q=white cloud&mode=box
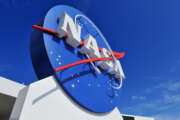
[157,81,180,92]
[145,80,180,94]
[154,113,180,120]
[169,59,180,73]
[132,96,146,100]
[121,80,180,120]
[166,82,180,91]
[163,93,180,103]
[145,88,153,93]
[122,99,170,114]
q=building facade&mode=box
[0,77,154,120]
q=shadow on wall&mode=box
[0,93,16,120]
[31,76,113,116]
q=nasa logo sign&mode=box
[30,5,125,113]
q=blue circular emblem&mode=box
[30,5,124,113]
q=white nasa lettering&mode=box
[57,12,124,80]
[116,61,125,79]
[79,34,101,58]
[109,60,125,79]
[97,49,124,80]
[57,12,82,48]
[97,48,114,70]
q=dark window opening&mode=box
[0,93,16,120]
[122,115,135,120]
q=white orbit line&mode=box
[74,14,124,90]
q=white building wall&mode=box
[10,76,124,120]
[0,77,25,98]
[0,76,154,120]
[0,77,25,120]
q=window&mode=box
[122,115,135,120]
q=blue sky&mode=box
[0,0,180,119]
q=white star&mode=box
[115,93,119,96]
[50,51,53,54]
[88,83,91,87]
[71,84,75,88]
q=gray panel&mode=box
[0,93,16,120]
